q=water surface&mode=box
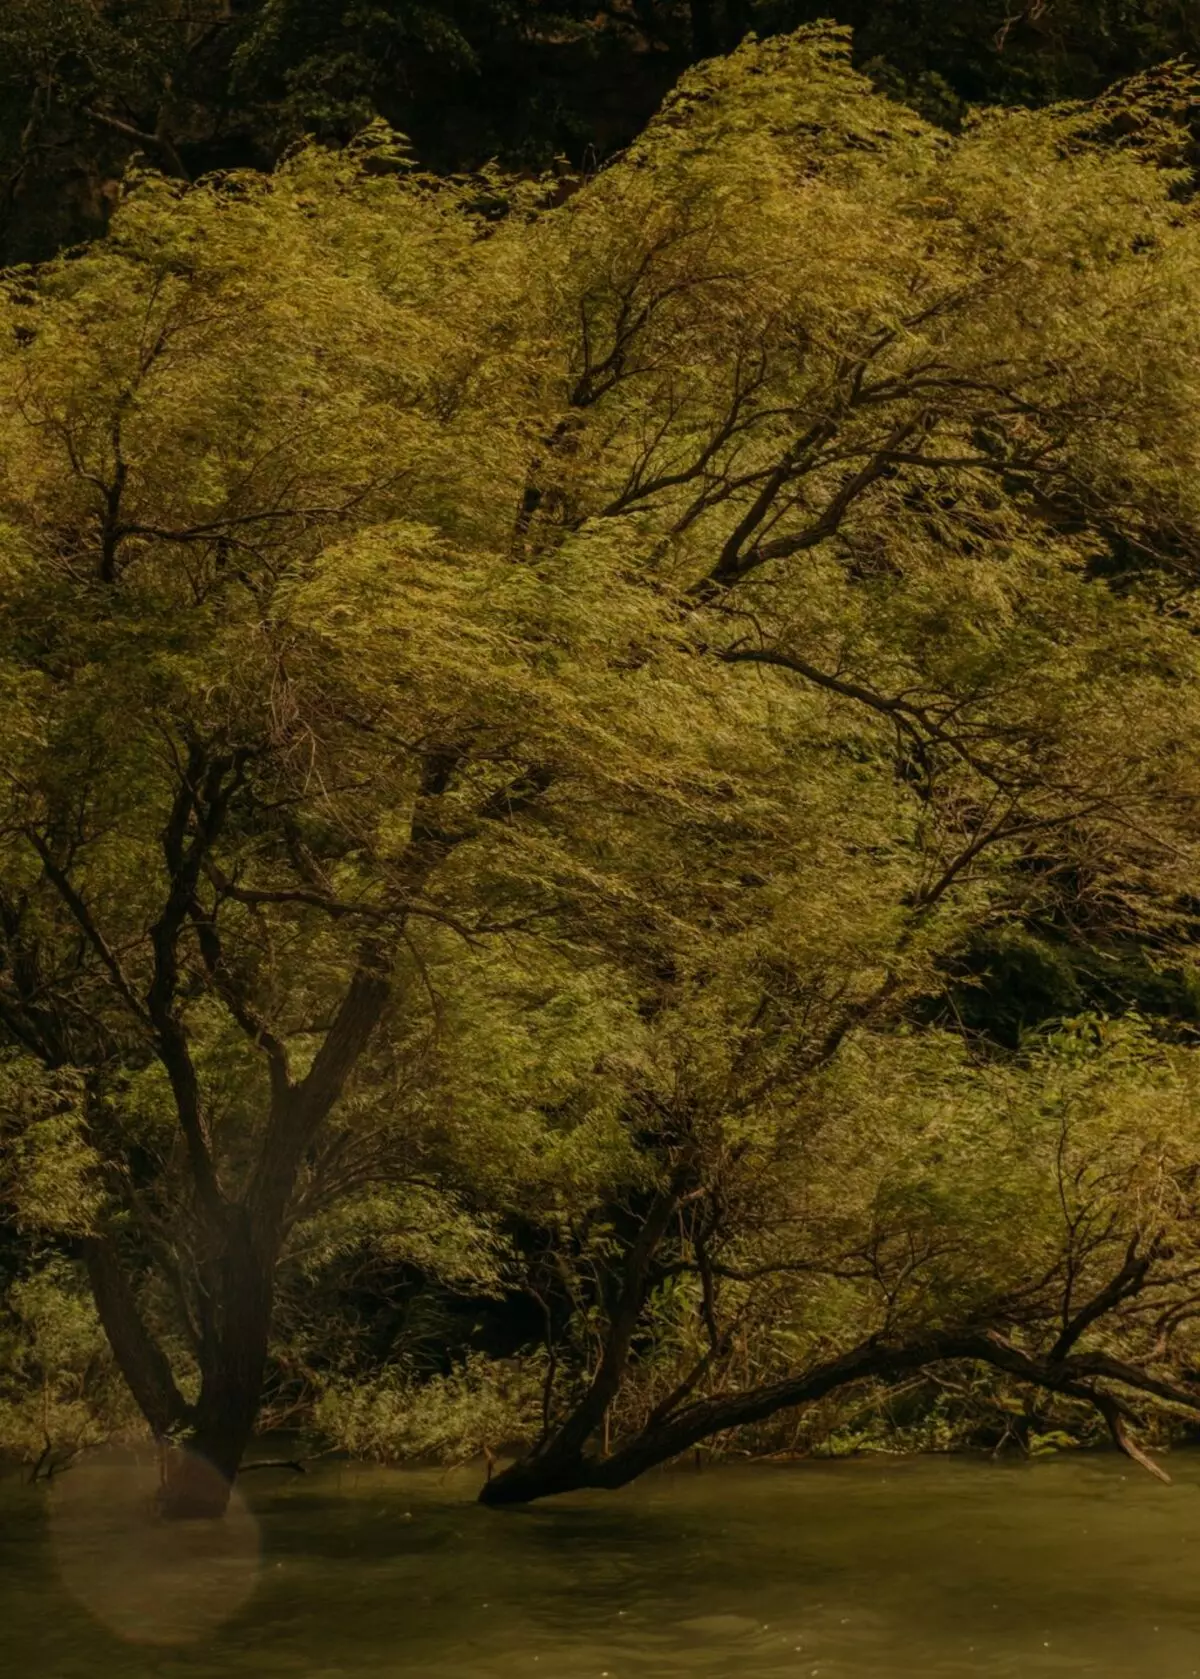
[4,1452,1200,1676]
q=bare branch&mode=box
[22,829,150,1027]
[1049,1233,1157,1363]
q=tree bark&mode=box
[479,1329,1200,1506]
[58,746,546,1518]
[84,1211,277,1519]
[158,1210,276,1517]
[482,1158,694,1506]
[81,1236,194,1439]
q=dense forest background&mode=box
[6,4,1200,1516]
[5,2,1200,263]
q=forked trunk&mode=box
[85,1215,276,1520]
[480,1166,694,1506]
[158,1219,275,1518]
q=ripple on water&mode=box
[6,1453,1200,1676]
[47,1448,260,1646]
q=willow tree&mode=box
[5,27,1200,1518]
[0,135,747,1512]
[472,29,1200,1502]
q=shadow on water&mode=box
[6,1452,1200,1677]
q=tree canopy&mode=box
[5,25,1200,1511]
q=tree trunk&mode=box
[158,1423,252,1518]
[481,1166,692,1507]
[479,1329,1197,1506]
[478,1446,593,1506]
[84,1213,277,1519]
[156,1361,267,1517]
[82,1236,194,1438]
[158,1210,275,1518]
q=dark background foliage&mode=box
[4,0,1200,264]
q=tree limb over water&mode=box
[481,1329,1194,1503]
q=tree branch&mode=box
[82,1235,194,1438]
[485,1326,1194,1502]
[145,743,252,1218]
[23,829,150,1027]
[1049,1233,1156,1363]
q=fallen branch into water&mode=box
[1089,1391,1171,1485]
[481,1326,1198,1504]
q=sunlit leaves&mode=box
[4,26,1200,1464]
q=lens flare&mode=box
[49,1448,261,1645]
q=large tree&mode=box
[0,135,734,1512]
[470,27,1200,1503]
[5,27,1200,1516]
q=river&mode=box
[3,1452,1200,1676]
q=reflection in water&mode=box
[47,1449,260,1645]
[5,1453,1200,1675]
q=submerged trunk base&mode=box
[478,1451,595,1506]
[157,1442,240,1520]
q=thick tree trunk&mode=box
[82,1236,194,1438]
[158,1422,253,1518]
[84,1215,277,1519]
[479,1446,593,1506]
[158,1210,275,1518]
[156,1372,268,1518]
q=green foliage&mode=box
[7,0,1200,264]
[314,1352,544,1464]
[938,928,1200,1046]
[6,26,1200,1484]
[0,1059,99,1236]
[757,3,1200,125]
[0,1257,138,1465]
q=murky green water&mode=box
[5,1452,1200,1676]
